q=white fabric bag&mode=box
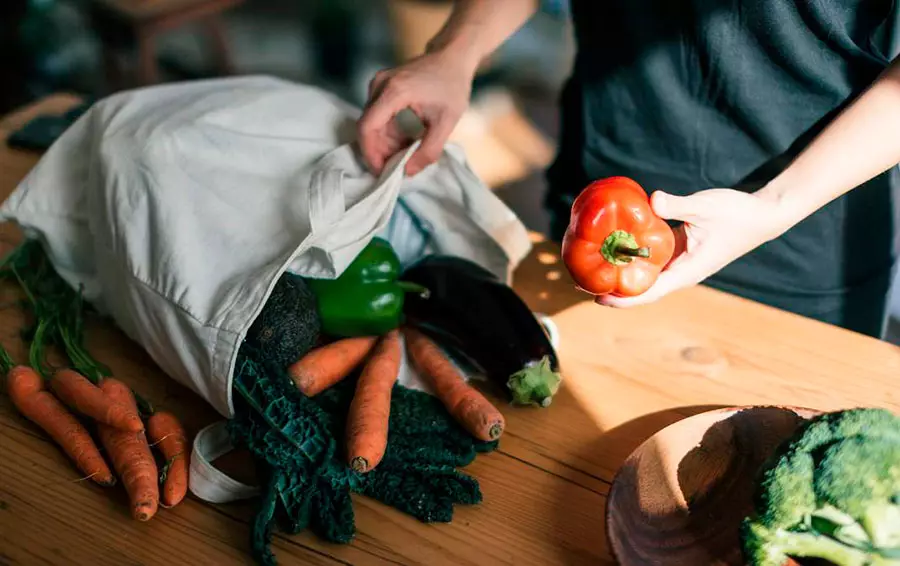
[0,74,538,412]
[0,76,550,502]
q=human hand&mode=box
[357,50,477,177]
[596,188,795,308]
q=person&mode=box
[357,0,900,339]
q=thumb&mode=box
[651,191,704,223]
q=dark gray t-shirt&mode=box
[546,0,900,337]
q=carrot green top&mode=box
[0,342,15,376]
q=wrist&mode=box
[753,178,809,239]
[425,30,486,77]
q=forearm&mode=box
[425,0,539,72]
[757,56,900,228]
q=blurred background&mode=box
[0,0,574,234]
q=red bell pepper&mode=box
[561,176,676,297]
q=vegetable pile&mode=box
[402,255,563,407]
[228,236,564,565]
[229,342,498,564]
[0,233,562,565]
[741,407,900,566]
[0,241,189,520]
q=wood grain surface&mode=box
[1,95,900,566]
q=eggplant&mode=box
[401,255,562,407]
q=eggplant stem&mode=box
[506,355,562,408]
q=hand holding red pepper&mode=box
[562,177,676,298]
[563,177,796,307]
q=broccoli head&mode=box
[741,408,900,566]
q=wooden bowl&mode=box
[606,406,822,566]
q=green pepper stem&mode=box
[614,245,650,259]
[397,281,430,298]
[601,229,651,266]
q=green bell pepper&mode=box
[305,237,428,337]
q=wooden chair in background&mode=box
[88,0,245,90]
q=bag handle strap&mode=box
[189,420,260,504]
[308,168,346,235]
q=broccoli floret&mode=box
[755,446,817,529]
[741,520,871,566]
[793,409,900,452]
[742,408,900,566]
[815,437,900,549]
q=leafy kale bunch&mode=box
[741,408,900,566]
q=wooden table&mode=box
[2,95,900,566]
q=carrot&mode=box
[50,368,144,432]
[96,378,159,521]
[403,327,506,442]
[288,336,378,396]
[147,411,189,507]
[345,330,401,473]
[5,364,116,486]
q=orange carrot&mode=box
[345,331,401,473]
[403,327,506,442]
[147,411,189,508]
[96,378,159,521]
[50,368,143,432]
[288,336,378,396]
[5,365,116,486]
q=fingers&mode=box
[651,191,705,223]
[595,241,723,308]
[367,70,388,103]
[594,270,682,308]
[358,56,470,177]
[595,225,708,308]
[405,111,456,176]
[593,188,761,309]
[357,77,413,174]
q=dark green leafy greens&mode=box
[228,344,497,566]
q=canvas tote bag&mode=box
[0,75,563,502]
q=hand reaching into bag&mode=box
[357,51,476,178]
[356,0,539,177]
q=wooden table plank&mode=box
[301,454,609,566]
[0,426,344,566]
[2,94,900,566]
